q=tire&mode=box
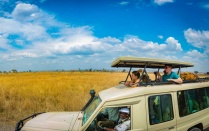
[189,127,201,131]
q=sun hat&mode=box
[119,108,129,114]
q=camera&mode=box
[154,71,158,75]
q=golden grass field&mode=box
[0,72,128,124]
[0,71,208,127]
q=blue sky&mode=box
[0,0,209,72]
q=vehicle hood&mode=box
[22,112,83,131]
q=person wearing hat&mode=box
[97,107,119,128]
[155,64,182,84]
[99,108,130,131]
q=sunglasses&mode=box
[164,66,170,69]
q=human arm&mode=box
[167,72,183,84]
[124,81,130,86]
[128,82,139,87]
[104,119,130,131]
[124,81,138,87]
[167,77,182,84]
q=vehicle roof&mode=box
[99,82,209,101]
[111,56,194,68]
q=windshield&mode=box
[82,96,102,125]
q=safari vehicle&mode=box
[16,56,209,131]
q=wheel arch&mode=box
[187,123,203,131]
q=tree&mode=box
[194,71,198,74]
[12,69,17,73]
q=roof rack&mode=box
[111,56,194,68]
[111,56,209,86]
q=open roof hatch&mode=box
[111,56,195,86]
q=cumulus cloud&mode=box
[0,18,49,41]
[12,3,41,21]
[0,2,67,48]
[11,3,57,26]
[111,36,182,55]
[153,0,174,5]
[184,28,209,54]
[0,2,200,72]
[165,37,182,51]
[186,50,207,58]
[0,35,11,50]
[3,2,183,61]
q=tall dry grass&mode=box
[0,72,126,123]
[1,71,208,124]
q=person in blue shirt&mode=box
[155,64,183,84]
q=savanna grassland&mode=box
[0,71,127,124]
[0,71,208,130]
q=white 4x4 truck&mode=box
[16,57,209,131]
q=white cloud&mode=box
[100,36,121,44]
[0,18,49,41]
[12,3,40,21]
[165,37,182,52]
[182,54,209,72]
[158,35,164,39]
[11,3,56,25]
[111,36,182,55]
[118,1,129,6]
[0,35,11,49]
[186,50,207,58]
[0,2,207,72]
[154,0,174,5]
[184,28,209,53]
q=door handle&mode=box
[168,126,174,130]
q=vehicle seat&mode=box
[178,93,187,116]
[187,94,199,113]
[161,96,172,121]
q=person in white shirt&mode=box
[100,108,130,131]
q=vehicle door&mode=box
[146,93,177,131]
[85,105,131,131]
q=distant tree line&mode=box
[2,69,208,74]
[0,69,127,73]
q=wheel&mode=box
[189,127,201,131]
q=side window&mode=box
[178,87,209,117]
[205,87,209,107]
[148,94,174,125]
[178,90,199,117]
[206,87,209,97]
[197,88,209,110]
[86,106,131,131]
[187,89,199,113]
[177,91,187,117]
